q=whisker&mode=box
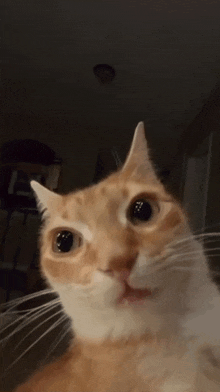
[42,321,72,365]
[171,266,204,272]
[168,248,217,260]
[14,308,67,351]
[207,253,220,258]
[0,288,57,312]
[171,232,220,248]
[172,237,220,254]
[171,266,220,276]
[166,248,220,263]
[0,300,60,344]
[1,288,56,306]
[3,296,60,317]
[0,309,28,315]
[4,314,68,374]
[147,257,179,274]
[170,250,203,259]
[0,298,60,334]
[191,223,220,236]
[200,237,220,244]
[145,246,219,274]
[141,244,220,275]
[199,247,220,255]
[1,311,35,337]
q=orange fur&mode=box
[15,336,187,392]
[13,123,220,392]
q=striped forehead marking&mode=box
[50,217,93,242]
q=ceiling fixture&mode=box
[93,64,116,84]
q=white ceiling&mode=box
[2,1,220,190]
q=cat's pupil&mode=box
[129,199,152,223]
[56,231,74,252]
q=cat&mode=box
[13,122,220,392]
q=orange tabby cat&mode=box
[14,122,220,392]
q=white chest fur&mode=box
[136,337,199,392]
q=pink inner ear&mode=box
[121,122,160,185]
[122,122,148,172]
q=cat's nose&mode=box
[109,253,137,273]
[99,253,138,279]
[115,269,131,282]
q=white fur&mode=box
[52,236,220,344]
[183,296,220,346]
[118,200,129,226]
[53,273,161,342]
[30,180,60,215]
[50,233,220,391]
[33,122,220,391]
[138,340,198,392]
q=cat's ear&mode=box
[30,181,61,216]
[121,122,159,182]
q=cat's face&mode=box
[31,123,196,341]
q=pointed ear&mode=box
[30,180,61,216]
[122,122,159,182]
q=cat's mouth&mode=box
[117,280,154,306]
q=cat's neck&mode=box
[71,328,193,369]
[76,332,153,354]
[75,324,187,354]
[73,334,155,369]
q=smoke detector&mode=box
[93,64,116,84]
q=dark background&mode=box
[1,2,220,390]
[1,0,220,302]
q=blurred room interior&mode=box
[1,1,220,390]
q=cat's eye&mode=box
[54,230,82,253]
[128,198,153,224]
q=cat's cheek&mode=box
[91,271,124,306]
[41,257,94,285]
[128,253,159,291]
